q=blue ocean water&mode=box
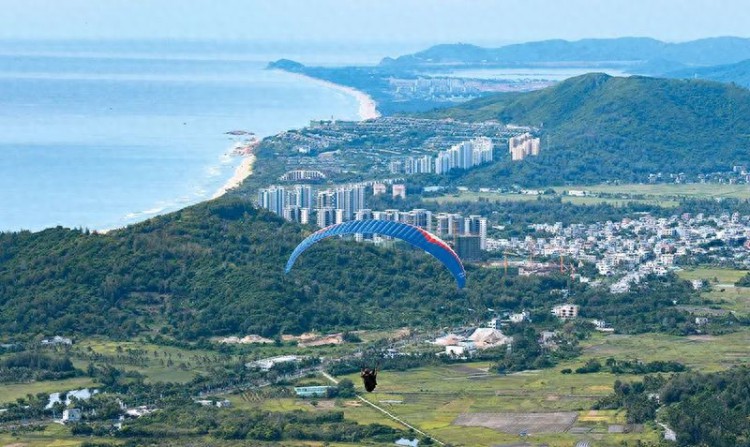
[0,40,408,232]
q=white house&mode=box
[509,310,529,323]
[62,408,81,423]
[445,345,467,357]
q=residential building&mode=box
[62,408,82,423]
[293,386,332,397]
[392,184,406,199]
[455,235,482,260]
[372,182,386,195]
[257,185,285,215]
[552,304,579,319]
[509,132,541,161]
[316,207,336,228]
[464,215,488,250]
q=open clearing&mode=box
[425,191,677,207]
[554,183,750,200]
[677,268,750,314]
[454,411,578,434]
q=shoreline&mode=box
[276,70,381,121]
[211,154,256,199]
[209,71,379,201]
[101,70,375,231]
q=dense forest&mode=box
[424,73,750,185]
[597,367,750,447]
[0,197,708,341]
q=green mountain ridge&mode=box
[0,196,700,341]
[0,199,476,339]
[424,73,750,185]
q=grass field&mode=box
[554,183,750,200]
[677,267,749,284]
[70,339,223,383]
[677,267,750,314]
[425,191,678,207]
[2,377,97,403]
[0,423,117,447]
[580,329,750,372]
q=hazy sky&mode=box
[2,0,750,45]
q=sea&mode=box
[0,40,624,232]
[0,40,413,232]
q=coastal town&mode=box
[6,6,750,445]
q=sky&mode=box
[2,0,750,46]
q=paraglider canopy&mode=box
[285,219,466,288]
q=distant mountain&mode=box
[383,37,750,68]
[425,73,750,185]
[664,58,750,88]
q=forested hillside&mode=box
[425,73,750,185]
[0,198,701,341]
[665,58,750,88]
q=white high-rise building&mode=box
[372,183,387,195]
[465,215,488,250]
[434,137,494,174]
[317,207,336,228]
[317,189,335,208]
[257,185,285,216]
[404,209,432,231]
[435,213,463,236]
[435,152,452,174]
[392,184,406,199]
[290,185,313,209]
[509,133,541,161]
[334,184,366,221]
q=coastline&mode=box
[211,154,256,199]
[276,70,381,121]
[210,71,379,201]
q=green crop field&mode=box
[327,363,658,447]
[312,328,750,446]
[580,329,750,372]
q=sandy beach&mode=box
[210,71,377,201]
[275,70,381,121]
[211,72,378,201]
[211,154,256,199]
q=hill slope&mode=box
[425,73,750,185]
[0,196,701,340]
[0,199,473,339]
[664,58,750,88]
[384,37,750,68]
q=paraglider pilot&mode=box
[361,364,379,392]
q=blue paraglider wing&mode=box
[285,220,466,288]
